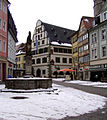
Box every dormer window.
[54,33,57,37]
[64,30,67,35]
[51,27,54,31]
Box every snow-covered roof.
[51,41,72,47]
[16,50,26,55]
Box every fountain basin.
[5,78,52,90]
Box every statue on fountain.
[24,31,33,78]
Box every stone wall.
[5,78,52,90]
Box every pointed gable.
[78,16,93,34]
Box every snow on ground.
[0,84,107,120]
[53,78,107,88]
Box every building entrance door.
[3,63,6,81]
[36,69,41,77]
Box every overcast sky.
[9,0,94,44]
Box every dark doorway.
[79,72,83,80]
[90,71,102,82]
[3,63,6,81]
[36,69,41,77]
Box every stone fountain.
[5,32,52,90]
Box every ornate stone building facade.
[32,20,75,78]
[89,1,107,81]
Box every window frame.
[3,41,6,53]
[0,18,2,29]
[55,57,60,63]
[102,46,106,57]
[0,0,2,10]
[62,58,67,63]
[0,39,2,51]
[3,21,6,32]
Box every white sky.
[9,0,94,44]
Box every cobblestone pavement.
[53,80,107,120]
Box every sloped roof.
[16,43,26,53]
[41,21,75,44]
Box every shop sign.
[84,66,89,70]
[79,67,83,71]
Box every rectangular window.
[37,58,41,64]
[38,35,40,40]
[84,44,88,51]
[101,29,106,40]
[64,49,67,53]
[3,41,6,52]
[32,59,35,64]
[0,40,2,51]
[68,49,72,54]
[78,36,83,43]
[69,58,72,63]
[54,47,58,52]
[0,18,2,29]
[79,57,83,63]
[63,58,67,63]
[102,46,106,57]
[92,49,97,59]
[3,3,7,14]
[23,56,26,61]
[0,0,2,10]
[56,57,60,63]
[42,70,46,74]
[42,57,47,63]
[3,21,6,32]
[44,47,48,53]
[104,12,107,20]
[18,57,20,61]
[42,40,44,44]
[83,55,89,63]
[23,64,26,69]
[0,63,1,80]
[92,33,97,43]
[79,47,82,53]
[59,48,62,53]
